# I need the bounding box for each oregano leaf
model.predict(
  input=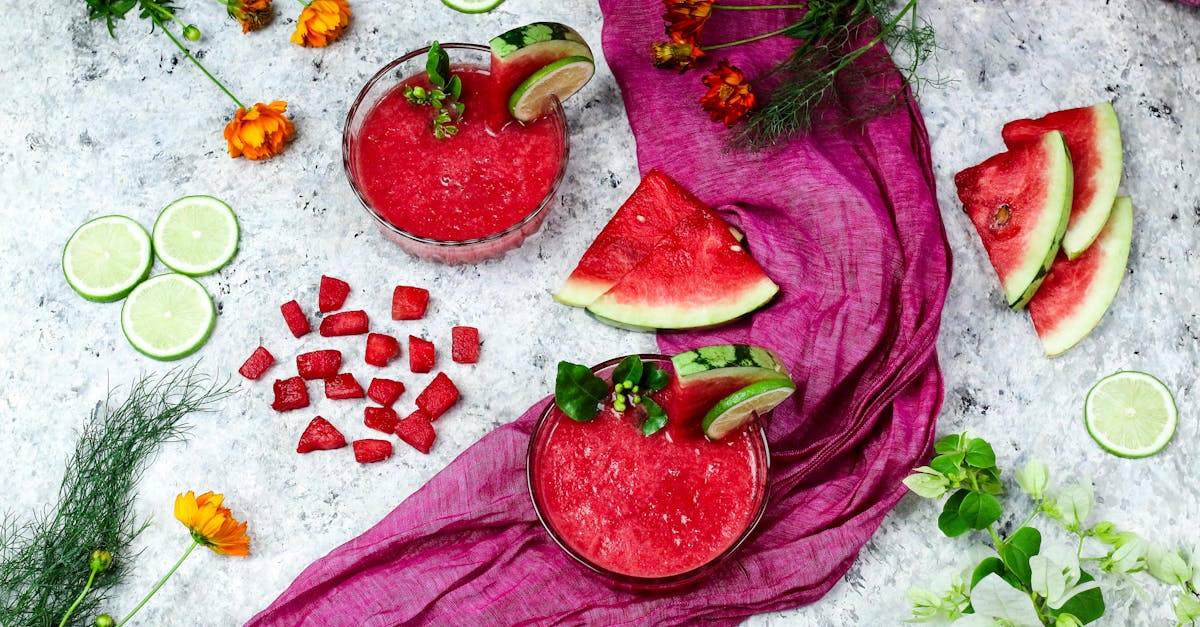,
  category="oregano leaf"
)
[964,437,997,468]
[999,527,1042,586]
[958,492,1002,530]
[938,490,970,537]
